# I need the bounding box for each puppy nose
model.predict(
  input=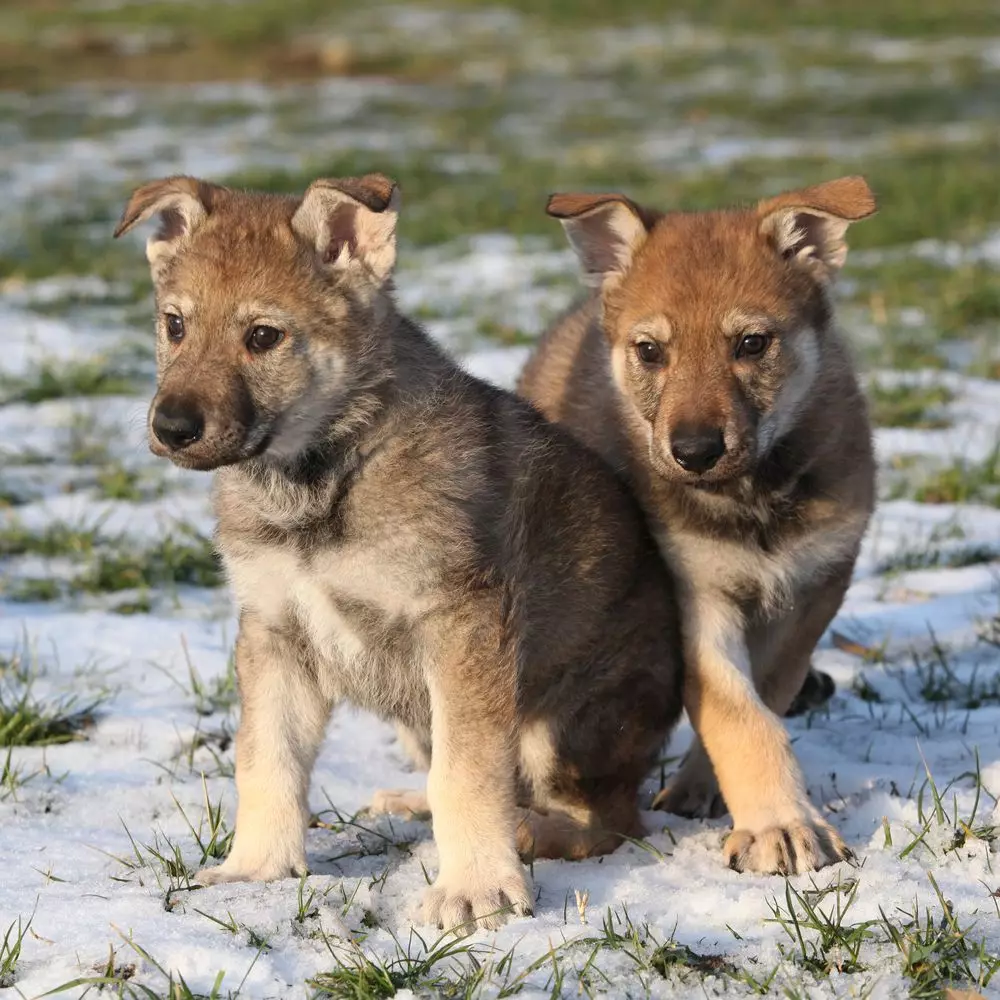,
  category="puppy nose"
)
[670,425,726,474]
[152,398,204,451]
